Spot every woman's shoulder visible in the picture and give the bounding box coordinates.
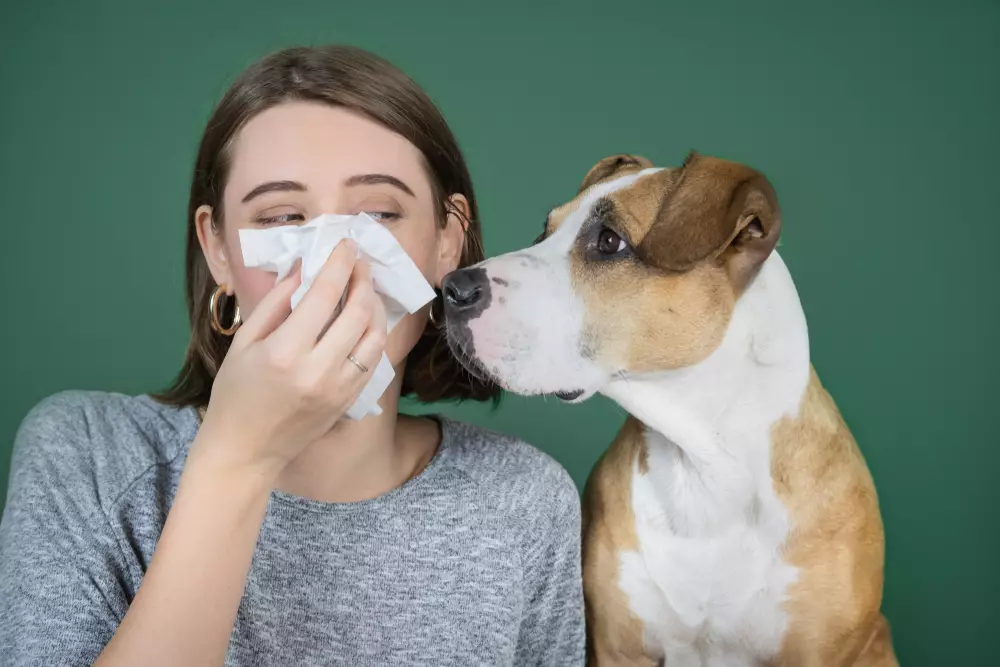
[437,417,580,514]
[9,390,199,512]
[16,389,199,457]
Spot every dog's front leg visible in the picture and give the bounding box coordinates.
[584,595,661,667]
[582,440,662,667]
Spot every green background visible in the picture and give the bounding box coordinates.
[1,0,996,663]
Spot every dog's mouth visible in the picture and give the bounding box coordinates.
[552,389,584,401]
[442,320,592,402]
[444,327,588,401]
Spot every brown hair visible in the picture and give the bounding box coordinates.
[155,45,501,408]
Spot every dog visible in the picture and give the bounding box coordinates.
[440,152,897,666]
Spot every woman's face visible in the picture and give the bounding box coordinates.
[196,101,467,367]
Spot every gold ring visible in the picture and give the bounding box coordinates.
[347,354,369,373]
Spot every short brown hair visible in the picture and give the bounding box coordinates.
[156,45,501,408]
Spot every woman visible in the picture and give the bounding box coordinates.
[0,45,584,666]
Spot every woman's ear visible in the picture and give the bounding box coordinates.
[435,194,471,287]
[195,204,234,291]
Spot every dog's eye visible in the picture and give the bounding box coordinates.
[597,228,627,254]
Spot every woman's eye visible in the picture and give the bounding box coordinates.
[596,227,627,254]
[365,211,401,222]
[255,213,305,226]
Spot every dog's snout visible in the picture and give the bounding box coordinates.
[442,268,489,313]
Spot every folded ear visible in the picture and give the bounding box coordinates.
[639,152,781,289]
[579,154,654,193]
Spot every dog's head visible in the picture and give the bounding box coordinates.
[441,152,782,402]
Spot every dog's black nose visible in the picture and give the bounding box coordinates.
[442,267,489,312]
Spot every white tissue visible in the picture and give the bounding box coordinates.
[239,213,436,420]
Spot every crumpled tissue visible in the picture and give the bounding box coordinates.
[239,213,436,420]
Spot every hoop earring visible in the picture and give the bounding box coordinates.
[428,291,444,329]
[209,285,241,335]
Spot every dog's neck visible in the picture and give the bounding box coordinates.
[605,252,811,481]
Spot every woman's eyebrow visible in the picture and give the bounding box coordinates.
[344,173,415,197]
[241,180,307,203]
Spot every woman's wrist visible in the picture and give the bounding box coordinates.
[186,423,286,491]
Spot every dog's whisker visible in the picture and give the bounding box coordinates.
[447,332,493,387]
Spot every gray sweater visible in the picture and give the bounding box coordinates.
[0,391,585,666]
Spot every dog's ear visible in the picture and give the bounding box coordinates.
[639,151,781,289]
[579,154,654,193]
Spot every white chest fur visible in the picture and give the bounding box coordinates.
[618,429,798,666]
[604,253,812,667]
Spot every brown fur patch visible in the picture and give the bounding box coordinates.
[579,154,654,193]
[545,199,579,236]
[640,153,781,287]
[582,417,659,666]
[575,259,735,372]
[771,369,898,667]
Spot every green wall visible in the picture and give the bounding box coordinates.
[1,0,996,663]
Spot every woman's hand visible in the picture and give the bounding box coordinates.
[94,240,387,667]
[194,238,388,479]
